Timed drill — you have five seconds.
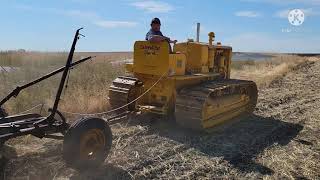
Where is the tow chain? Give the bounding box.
[58,71,168,116]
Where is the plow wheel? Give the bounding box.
[63,117,112,169]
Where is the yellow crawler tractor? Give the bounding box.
[109,31,258,131]
[0,28,258,169]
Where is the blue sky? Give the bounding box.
[0,0,319,53]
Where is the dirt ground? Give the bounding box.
[1,58,320,179]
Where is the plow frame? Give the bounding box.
[0,28,92,144]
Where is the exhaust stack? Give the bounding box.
[196,23,200,42]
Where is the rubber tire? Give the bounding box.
[63,117,112,169]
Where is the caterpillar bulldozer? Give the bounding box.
[109,30,258,131]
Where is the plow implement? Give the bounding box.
[0,29,113,168]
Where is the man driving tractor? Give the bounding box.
[145,18,177,44]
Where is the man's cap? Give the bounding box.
[151,18,161,25]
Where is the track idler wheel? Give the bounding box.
[63,117,112,169]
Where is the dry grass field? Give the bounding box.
[0,52,131,115]
[0,52,319,179]
[231,55,305,88]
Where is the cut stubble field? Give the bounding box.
[0,52,319,179]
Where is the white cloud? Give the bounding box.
[14,5,138,29]
[94,20,137,28]
[275,8,320,18]
[130,1,174,13]
[70,0,96,3]
[65,10,99,20]
[15,4,33,10]
[235,11,261,18]
[64,10,138,29]
[276,9,290,18]
[241,0,320,5]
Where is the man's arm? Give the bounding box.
[148,35,169,42]
[148,35,177,43]
[168,39,178,44]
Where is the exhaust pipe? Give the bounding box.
[196,23,200,42]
